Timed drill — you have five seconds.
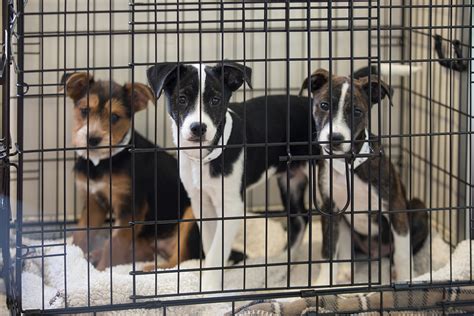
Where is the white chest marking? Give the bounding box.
[76,178,105,195]
[324,160,384,236]
[179,149,245,198]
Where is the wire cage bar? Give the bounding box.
[0,0,473,315]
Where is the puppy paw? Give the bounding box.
[142,263,156,272]
[228,250,246,265]
[89,248,103,267]
[315,275,330,287]
[95,257,109,271]
[142,261,176,271]
[315,265,331,286]
[91,248,110,271]
[392,266,413,282]
[72,232,89,254]
[336,264,352,284]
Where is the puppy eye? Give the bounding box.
[210,97,220,106]
[80,108,89,118]
[110,113,120,124]
[319,102,330,111]
[178,95,187,106]
[353,108,363,118]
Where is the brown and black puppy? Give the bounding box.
[300,68,428,284]
[61,72,201,270]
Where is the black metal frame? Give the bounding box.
[1,0,15,312]
[1,0,473,314]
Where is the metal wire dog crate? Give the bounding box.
[0,0,473,314]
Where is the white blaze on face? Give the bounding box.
[177,64,218,157]
[318,81,352,153]
[73,121,102,148]
[73,120,109,164]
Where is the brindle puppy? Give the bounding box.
[300,69,428,284]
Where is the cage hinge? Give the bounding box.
[0,139,8,161]
[0,29,8,84]
[0,138,13,170]
[392,282,410,290]
[1,1,17,83]
[0,139,19,163]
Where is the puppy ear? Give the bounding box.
[146,63,179,99]
[215,61,252,91]
[60,72,94,101]
[298,69,329,96]
[123,82,156,113]
[358,76,392,105]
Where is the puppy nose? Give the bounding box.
[88,137,102,147]
[190,122,207,137]
[330,133,344,144]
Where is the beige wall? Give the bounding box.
[8,1,417,222]
[400,2,470,243]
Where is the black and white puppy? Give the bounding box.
[301,68,427,285]
[147,62,316,290]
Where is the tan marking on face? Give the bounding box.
[68,79,151,160]
[109,98,128,117]
[71,95,132,162]
[73,94,100,129]
[105,98,131,146]
[72,94,102,148]
[77,94,100,109]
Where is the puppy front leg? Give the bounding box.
[336,218,353,284]
[316,201,341,286]
[190,193,215,255]
[316,162,341,286]
[277,167,309,257]
[73,196,107,255]
[202,199,243,292]
[390,213,413,281]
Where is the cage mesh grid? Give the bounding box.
[399,2,471,246]
[0,0,473,314]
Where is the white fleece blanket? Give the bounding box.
[19,219,469,315]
